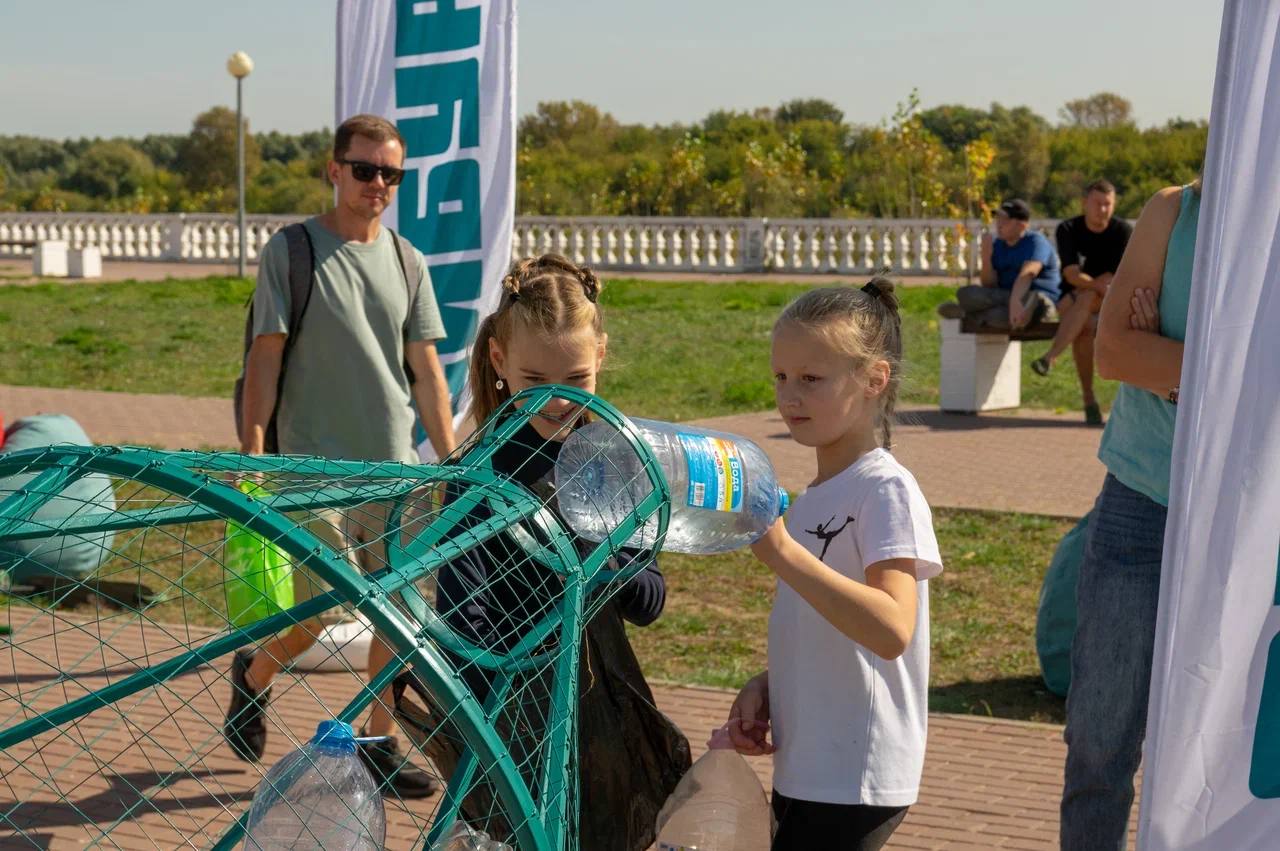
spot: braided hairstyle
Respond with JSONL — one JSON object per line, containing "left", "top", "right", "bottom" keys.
{"left": 774, "top": 275, "right": 903, "bottom": 449}
{"left": 468, "top": 254, "right": 605, "bottom": 425}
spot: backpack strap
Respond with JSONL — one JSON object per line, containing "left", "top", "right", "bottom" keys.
{"left": 234, "top": 223, "right": 315, "bottom": 452}
{"left": 265, "top": 222, "right": 315, "bottom": 451}
{"left": 389, "top": 228, "right": 422, "bottom": 385}
{"left": 282, "top": 223, "right": 316, "bottom": 340}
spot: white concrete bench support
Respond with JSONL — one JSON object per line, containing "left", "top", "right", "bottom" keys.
{"left": 68, "top": 246, "right": 103, "bottom": 278}
{"left": 33, "top": 240, "right": 69, "bottom": 277}
{"left": 939, "top": 317, "right": 1022, "bottom": 412}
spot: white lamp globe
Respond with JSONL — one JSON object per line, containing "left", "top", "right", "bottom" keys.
{"left": 227, "top": 51, "right": 254, "bottom": 79}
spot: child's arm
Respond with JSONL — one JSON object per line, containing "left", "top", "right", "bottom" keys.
{"left": 609, "top": 550, "right": 666, "bottom": 626}
{"left": 752, "top": 520, "right": 920, "bottom": 660}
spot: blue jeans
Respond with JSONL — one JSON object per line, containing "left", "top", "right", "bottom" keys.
{"left": 1061, "top": 473, "right": 1167, "bottom": 850}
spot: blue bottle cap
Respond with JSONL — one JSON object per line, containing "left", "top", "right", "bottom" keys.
{"left": 778, "top": 488, "right": 790, "bottom": 515}
{"left": 311, "top": 720, "right": 357, "bottom": 754}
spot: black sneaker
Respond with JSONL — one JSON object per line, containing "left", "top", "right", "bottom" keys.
{"left": 358, "top": 736, "right": 440, "bottom": 799}
{"left": 936, "top": 301, "right": 965, "bottom": 319}
{"left": 224, "top": 649, "right": 270, "bottom": 762}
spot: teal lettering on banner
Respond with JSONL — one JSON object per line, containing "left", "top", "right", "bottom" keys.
{"left": 396, "top": 0, "right": 480, "bottom": 55}
{"left": 395, "top": 0, "right": 490, "bottom": 424}
{"left": 395, "top": 60, "right": 480, "bottom": 155}
{"left": 1249, "top": 545, "right": 1280, "bottom": 797}
{"left": 395, "top": 159, "right": 480, "bottom": 256}
{"left": 429, "top": 260, "right": 484, "bottom": 398}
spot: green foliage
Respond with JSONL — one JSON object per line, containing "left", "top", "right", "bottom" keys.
{"left": 178, "top": 106, "right": 261, "bottom": 199}
{"left": 0, "top": 92, "right": 1207, "bottom": 220}
{"left": 776, "top": 97, "right": 845, "bottom": 126}
{"left": 63, "top": 141, "right": 155, "bottom": 201}
{"left": 1060, "top": 92, "right": 1134, "bottom": 129}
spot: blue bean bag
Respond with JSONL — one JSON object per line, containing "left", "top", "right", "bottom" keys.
{"left": 0, "top": 414, "right": 117, "bottom": 587}
{"left": 1035, "top": 509, "right": 1094, "bottom": 698}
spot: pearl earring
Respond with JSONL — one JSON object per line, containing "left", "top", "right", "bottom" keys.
{"left": 495, "top": 378, "right": 505, "bottom": 390}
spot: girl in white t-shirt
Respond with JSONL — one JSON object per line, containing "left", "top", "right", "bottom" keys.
{"left": 728, "top": 278, "right": 943, "bottom": 850}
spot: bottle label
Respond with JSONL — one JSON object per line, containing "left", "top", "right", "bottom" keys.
{"left": 657, "top": 844, "right": 696, "bottom": 851}
{"left": 677, "top": 432, "right": 744, "bottom": 513}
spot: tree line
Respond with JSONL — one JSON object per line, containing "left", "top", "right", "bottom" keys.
{"left": 0, "top": 92, "right": 1205, "bottom": 221}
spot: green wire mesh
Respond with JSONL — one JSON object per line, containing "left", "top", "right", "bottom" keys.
{"left": 0, "top": 387, "right": 670, "bottom": 850}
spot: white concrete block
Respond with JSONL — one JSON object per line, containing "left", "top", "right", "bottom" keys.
{"left": 939, "top": 318, "right": 1022, "bottom": 412}
{"left": 33, "top": 240, "right": 69, "bottom": 278}
{"left": 68, "top": 246, "right": 102, "bottom": 278}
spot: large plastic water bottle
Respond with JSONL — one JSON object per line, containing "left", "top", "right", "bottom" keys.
{"left": 243, "top": 721, "right": 385, "bottom": 851}
{"left": 654, "top": 726, "right": 772, "bottom": 850}
{"left": 554, "top": 418, "right": 789, "bottom": 555}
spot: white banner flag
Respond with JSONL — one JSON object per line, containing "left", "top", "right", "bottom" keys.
{"left": 1140, "top": 1, "right": 1280, "bottom": 848}
{"left": 336, "top": 0, "right": 517, "bottom": 458}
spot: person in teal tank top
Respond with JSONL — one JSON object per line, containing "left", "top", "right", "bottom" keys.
{"left": 1061, "top": 182, "right": 1201, "bottom": 851}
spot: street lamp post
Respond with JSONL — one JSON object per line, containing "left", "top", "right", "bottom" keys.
{"left": 226, "top": 51, "right": 254, "bottom": 278}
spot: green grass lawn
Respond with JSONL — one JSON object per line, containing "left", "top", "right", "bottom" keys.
{"left": 8, "top": 496, "right": 1067, "bottom": 724}
{"left": 0, "top": 275, "right": 1115, "bottom": 419}
{"left": 628, "top": 506, "right": 1070, "bottom": 723}
{"left": 3, "top": 273, "right": 1080, "bottom": 724}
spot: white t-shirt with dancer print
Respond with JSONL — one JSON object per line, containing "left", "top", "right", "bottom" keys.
{"left": 768, "top": 447, "right": 943, "bottom": 807}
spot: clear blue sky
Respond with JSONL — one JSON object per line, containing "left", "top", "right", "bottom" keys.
{"left": 0, "top": 0, "right": 1223, "bottom": 138}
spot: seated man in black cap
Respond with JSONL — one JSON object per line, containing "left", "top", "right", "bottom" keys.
{"left": 938, "top": 199, "right": 1062, "bottom": 330}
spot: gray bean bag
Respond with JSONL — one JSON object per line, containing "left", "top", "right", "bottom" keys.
{"left": 0, "top": 414, "right": 117, "bottom": 589}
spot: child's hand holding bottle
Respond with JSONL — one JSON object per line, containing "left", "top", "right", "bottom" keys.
{"left": 728, "top": 671, "right": 775, "bottom": 756}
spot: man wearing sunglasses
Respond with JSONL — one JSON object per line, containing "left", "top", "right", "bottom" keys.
{"left": 228, "top": 114, "right": 455, "bottom": 799}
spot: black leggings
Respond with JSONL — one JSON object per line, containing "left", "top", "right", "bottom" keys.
{"left": 771, "top": 790, "right": 909, "bottom": 851}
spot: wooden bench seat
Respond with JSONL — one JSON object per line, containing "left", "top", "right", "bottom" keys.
{"left": 959, "top": 316, "right": 1059, "bottom": 342}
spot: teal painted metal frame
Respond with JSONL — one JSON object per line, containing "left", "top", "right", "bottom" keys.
{"left": 0, "top": 387, "right": 670, "bottom": 851}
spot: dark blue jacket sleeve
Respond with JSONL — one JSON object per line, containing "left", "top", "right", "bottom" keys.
{"left": 606, "top": 549, "right": 666, "bottom": 627}
{"left": 436, "top": 545, "right": 499, "bottom": 650}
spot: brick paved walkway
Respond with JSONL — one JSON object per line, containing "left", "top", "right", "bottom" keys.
{"left": 2, "top": 384, "right": 1105, "bottom": 518}
{"left": 0, "top": 613, "right": 1136, "bottom": 849}
{"left": 0, "top": 382, "right": 1122, "bottom": 847}
{"left": 692, "top": 407, "right": 1105, "bottom": 519}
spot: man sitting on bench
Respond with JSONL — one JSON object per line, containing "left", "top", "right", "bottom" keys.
{"left": 938, "top": 198, "right": 1062, "bottom": 331}
{"left": 1028, "top": 179, "right": 1132, "bottom": 426}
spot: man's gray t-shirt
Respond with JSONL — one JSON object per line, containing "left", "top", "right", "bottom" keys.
{"left": 252, "top": 217, "right": 445, "bottom": 463}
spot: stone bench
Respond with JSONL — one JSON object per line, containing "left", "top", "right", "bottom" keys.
{"left": 939, "top": 317, "right": 1058, "bottom": 413}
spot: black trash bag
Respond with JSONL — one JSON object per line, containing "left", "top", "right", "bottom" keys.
{"left": 396, "top": 601, "right": 691, "bottom": 850}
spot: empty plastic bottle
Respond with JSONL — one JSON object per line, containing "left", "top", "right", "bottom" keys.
{"left": 554, "top": 418, "right": 789, "bottom": 555}
{"left": 243, "top": 720, "right": 385, "bottom": 851}
{"left": 654, "top": 726, "right": 772, "bottom": 850}
{"left": 430, "top": 822, "right": 513, "bottom": 850}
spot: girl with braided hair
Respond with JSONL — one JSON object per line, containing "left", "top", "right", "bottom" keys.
{"left": 428, "top": 254, "right": 690, "bottom": 849}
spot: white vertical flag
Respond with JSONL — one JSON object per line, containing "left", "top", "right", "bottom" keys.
{"left": 336, "top": 0, "right": 517, "bottom": 458}
{"left": 1140, "top": 2, "right": 1280, "bottom": 848}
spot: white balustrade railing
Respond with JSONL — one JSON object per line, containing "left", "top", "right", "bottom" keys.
{"left": 513, "top": 216, "right": 756, "bottom": 272}
{"left": 0, "top": 212, "right": 1062, "bottom": 276}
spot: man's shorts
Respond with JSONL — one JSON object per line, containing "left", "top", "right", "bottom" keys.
{"left": 290, "top": 501, "right": 392, "bottom": 625}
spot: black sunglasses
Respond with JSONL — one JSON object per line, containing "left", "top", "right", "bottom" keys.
{"left": 337, "top": 158, "right": 406, "bottom": 186}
